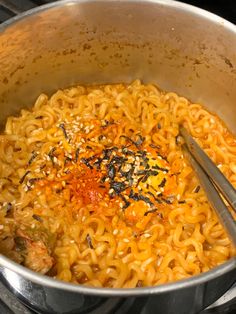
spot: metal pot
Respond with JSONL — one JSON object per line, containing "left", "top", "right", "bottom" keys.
{"left": 0, "top": 1, "right": 235, "bottom": 313}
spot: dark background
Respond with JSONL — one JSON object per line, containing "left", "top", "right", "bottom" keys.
{"left": 0, "top": 1, "right": 235, "bottom": 24}
{"left": 182, "top": 0, "right": 236, "bottom": 24}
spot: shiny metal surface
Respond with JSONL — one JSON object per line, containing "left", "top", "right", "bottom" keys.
{"left": 0, "top": 0, "right": 236, "bottom": 313}
{"left": 0, "top": 266, "right": 236, "bottom": 314}
{"left": 181, "top": 127, "right": 236, "bottom": 214}
{"left": 182, "top": 143, "right": 236, "bottom": 246}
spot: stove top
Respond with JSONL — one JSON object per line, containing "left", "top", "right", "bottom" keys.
{"left": 0, "top": 1, "right": 235, "bottom": 313}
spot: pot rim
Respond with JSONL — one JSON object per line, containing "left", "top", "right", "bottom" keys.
{"left": 0, "top": 254, "right": 236, "bottom": 296}
{"left": 0, "top": 0, "right": 235, "bottom": 296}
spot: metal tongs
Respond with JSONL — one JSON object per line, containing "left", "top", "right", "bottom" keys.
{"left": 180, "top": 127, "right": 236, "bottom": 247}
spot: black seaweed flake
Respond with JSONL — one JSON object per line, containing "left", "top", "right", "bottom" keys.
{"left": 157, "top": 153, "right": 168, "bottom": 162}
{"left": 141, "top": 170, "right": 159, "bottom": 183}
{"left": 120, "top": 135, "right": 140, "bottom": 148}
{"left": 19, "top": 171, "right": 31, "bottom": 184}
{"left": 5, "top": 202, "right": 13, "bottom": 214}
{"left": 81, "top": 157, "right": 93, "bottom": 169}
{"left": 110, "top": 155, "right": 128, "bottom": 165}
{"left": 99, "top": 185, "right": 106, "bottom": 189}
{"left": 135, "top": 134, "right": 145, "bottom": 146}
{"left": 110, "top": 181, "right": 126, "bottom": 194}
{"left": 28, "top": 151, "right": 38, "bottom": 165}
{"left": 136, "top": 150, "right": 147, "bottom": 158}
{"left": 144, "top": 208, "right": 158, "bottom": 216}
{"left": 32, "top": 214, "right": 43, "bottom": 222}
{"left": 161, "top": 197, "right": 173, "bottom": 204}
{"left": 100, "top": 176, "right": 107, "bottom": 183}
{"left": 121, "top": 167, "right": 135, "bottom": 185}
{"left": 75, "top": 148, "right": 80, "bottom": 162}
{"left": 35, "top": 115, "right": 43, "bottom": 120}
{"left": 152, "top": 164, "right": 168, "bottom": 172}
{"left": 136, "top": 170, "right": 147, "bottom": 176}
{"left": 119, "top": 194, "right": 131, "bottom": 209}
{"left": 138, "top": 194, "right": 154, "bottom": 206}
{"left": 101, "top": 119, "right": 114, "bottom": 128}
{"left": 64, "top": 156, "right": 72, "bottom": 166}
{"left": 157, "top": 123, "right": 161, "bottom": 130}
{"left": 102, "top": 147, "right": 118, "bottom": 160}
{"left": 158, "top": 178, "right": 166, "bottom": 188}
{"left": 170, "top": 172, "right": 181, "bottom": 177}
{"left": 129, "top": 190, "right": 154, "bottom": 206}
{"left": 149, "top": 143, "right": 161, "bottom": 149}
{"left": 48, "top": 147, "right": 56, "bottom": 164}
{"left": 86, "top": 234, "right": 94, "bottom": 249}
{"left": 178, "top": 200, "right": 186, "bottom": 204}
{"left": 94, "top": 157, "right": 103, "bottom": 169}
{"left": 147, "top": 191, "right": 162, "bottom": 204}
{"left": 28, "top": 177, "right": 43, "bottom": 185}
{"left": 194, "top": 185, "right": 200, "bottom": 193}
{"left": 107, "top": 163, "right": 116, "bottom": 180}
{"left": 122, "top": 147, "right": 136, "bottom": 156}
{"left": 59, "top": 123, "right": 69, "bottom": 140}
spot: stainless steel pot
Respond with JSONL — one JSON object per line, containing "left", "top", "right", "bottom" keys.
{"left": 0, "top": 1, "right": 235, "bottom": 313}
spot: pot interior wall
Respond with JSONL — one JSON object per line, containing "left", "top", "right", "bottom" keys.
{"left": 0, "top": 0, "right": 235, "bottom": 131}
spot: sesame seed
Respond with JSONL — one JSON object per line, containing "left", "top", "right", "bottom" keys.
{"left": 143, "top": 233, "right": 151, "bottom": 238}
{"left": 123, "top": 239, "right": 129, "bottom": 243}
{"left": 113, "top": 229, "right": 118, "bottom": 235}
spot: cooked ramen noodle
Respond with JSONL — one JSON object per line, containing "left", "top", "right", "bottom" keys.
{"left": 0, "top": 80, "right": 235, "bottom": 288}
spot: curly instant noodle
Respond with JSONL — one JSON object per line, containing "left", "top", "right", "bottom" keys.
{"left": 0, "top": 80, "right": 235, "bottom": 288}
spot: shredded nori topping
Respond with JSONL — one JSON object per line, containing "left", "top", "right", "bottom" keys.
{"left": 32, "top": 214, "right": 43, "bottom": 222}
{"left": 152, "top": 164, "right": 168, "bottom": 172}
{"left": 81, "top": 157, "right": 93, "bottom": 169}
{"left": 129, "top": 190, "right": 154, "bottom": 206}
{"left": 110, "top": 181, "right": 126, "bottom": 194}
{"left": 158, "top": 178, "right": 166, "bottom": 188}
{"left": 194, "top": 185, "right": 200, "bottom": 193}
{"left": 28, "top": 177, "right": 43, "bottom": 185}
{"left": 119, "top": 194, "right": 131, "bottom": 209}
{"left": 48, "top": 147, "right": 56, "bottom": 164}
{"left": 19, "top": 171, "right": 31, "bottom": 184}
{"left": 86, "top": 234, "right": 94, "bottom": 249}
{"left": 120, "top": 135, "right": 143, "bottom": 148}
{"left": 144, "top": 208, "right": 158, "bottom": 216}
{"left": 59, "top": 123, "right": 69, "bottom": 140}
{"left": 75, "top": 148, "right": 80, "bottom": 162}
{"left": 161, "top": 197, "right": 173, "bottom": 204}
{"left": 28, "top": 151, "right": 38, "bottom": 166}
{"left": 107, "top": 164, "right": 116, "bottom": 180}
{"left": 147, "top": 191, "right": 162, "bottom": 204}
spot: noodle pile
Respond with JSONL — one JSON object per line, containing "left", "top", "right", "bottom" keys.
{"left": 0, "top": 80, "right": 235, "bottom": 288}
